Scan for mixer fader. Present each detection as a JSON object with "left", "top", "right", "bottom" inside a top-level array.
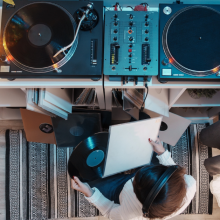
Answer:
[{"left": 104, "top": 11, "right": 158, "bottom": 81}]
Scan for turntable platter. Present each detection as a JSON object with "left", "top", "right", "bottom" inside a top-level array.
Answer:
[
  {"left": 163, "top": 6, "right": 220, "bottom": 76},
  {"left": 3, "top": 2, "right": 78, "bottom": 73}
]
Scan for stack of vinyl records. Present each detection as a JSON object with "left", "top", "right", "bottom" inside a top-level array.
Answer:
[
  {"left": 26, "top": 88, "right": 72, "bottom": 119},
  {"left": 112, "top": 89, "right": 123, "bottom": 107},
  {"left": 124, "top": 89, "right": 144, "bottom": 110},
  {"left": 123, "top": 89, "right": 144, "bottom": 120},
  {"left": 73, "top": 88, "right": 98, "bottom": 107},
  {"left": 111, "top": 89, "right": 144, "bottom": 120},
  {"left": 112, "top": 89, "right": 143, "bottom": 109}
]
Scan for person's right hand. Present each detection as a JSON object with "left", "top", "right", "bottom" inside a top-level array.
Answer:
[
  {"left": 71, "top": 176, "right": 94, "bottom": 197},
  {"left": 149, "top": 137, "right": 165, "bottom": 156}
]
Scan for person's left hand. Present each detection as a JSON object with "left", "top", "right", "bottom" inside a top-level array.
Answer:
[
  {"left": 149, "top": 137, "right": 165, "bottom": 156},
  {"left": 71, "top": 176, "right": 94, "bottom": 197}
]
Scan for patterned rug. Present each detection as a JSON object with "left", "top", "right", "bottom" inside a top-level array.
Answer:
[
  {"left": 163, "top": 123, "right": 213, "bottom": 215},
  {"left": 5, "top": 124, "right": 213, "bottom": 219},
  {"left": 5, "top": 130, "right": 99, "bottom": 220}
]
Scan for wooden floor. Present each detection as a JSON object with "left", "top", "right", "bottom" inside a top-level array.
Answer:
[{"left": 0, "top": 120, "right": 220, "bottom": 220}]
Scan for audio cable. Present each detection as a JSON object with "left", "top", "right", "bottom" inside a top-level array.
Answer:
[{"left": 141, "top": 82, "right": 148, "bottom": 111}]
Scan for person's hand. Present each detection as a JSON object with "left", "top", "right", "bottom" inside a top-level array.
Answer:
[
  {"left": 149, "top": 137, "right": 165, "bottom": 156},
  {"left": 71, "top": 176, "right": 94, "bottom": 197}
]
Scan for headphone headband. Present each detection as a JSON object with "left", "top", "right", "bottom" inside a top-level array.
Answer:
[{"left": 142, "top": 165, "right": 178, "bottom": 218}]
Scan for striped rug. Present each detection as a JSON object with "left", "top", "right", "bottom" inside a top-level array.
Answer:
[
  {"left": 5, "top": 130, "right": 99, "bottom": 220},
  {"left": 6, "top": 124, "right": 213, "bottom": 219},
  {"left": 163, "top": 123, "right": 213, "bottom": 215}
]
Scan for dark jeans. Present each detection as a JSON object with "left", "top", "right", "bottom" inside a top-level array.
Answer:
[
  {"left": 204, "top": 155, "right": 220, "bottom": 176},
  {"left": 199, "top": 121, "right": 220, "bottom": 175},
  {"left": 88, "top": 152, "right": 159, "bottom": 204},
  {"left": 200, "top": 121, "right": 220, "bottom": 150}
]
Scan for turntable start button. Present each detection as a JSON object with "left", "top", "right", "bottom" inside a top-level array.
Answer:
[
  {"left": 162, "top": 69, "right": 172, "bottom": 75},
  {"left": 0, "top": 66, "right": 10, "bottom": 72},
  {"left": 28, "top": 24, "right": 52, "bottom": 46}
]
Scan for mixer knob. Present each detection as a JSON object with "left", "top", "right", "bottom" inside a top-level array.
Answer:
[
  {"left": 114, "top": 29, "right": 118, "bottom": 33},
  {"left": 145, "top": 29, "right": 149, "bottom": 34},
  {"left": 145, "top": 22, "right": 149, "bottom": 26},
  {"left": 129, "top": 21, "right": 133, "bottom": 26},
  {"left": 114, "top": 21, "right": 118, "bottom": 26},
  {"left": 92, "top": 15, "right": 97, "bottom": 21},
  {"left": 145, "top": 37, "right": 149, "bottom": 41},
  {"left": 145, "top": 14, "right": 149, "bottom": 19},
  {"left": 129, "top": 53, "right": 132, "bottom": 57},
  {"left": 129, "top": 44, "right": 132, "bottom": 48},
  {"left": 129, "top": 37, "right": 133, "bottom": 41},
  {"left": 114, "top": 14, "right": 118, "bottom": 18},
  {"left": 129, "top": 14, "right": 133, "bottom": 19},
  {"left": 113, "top": 36, "right": 117, "bottom": 41}
]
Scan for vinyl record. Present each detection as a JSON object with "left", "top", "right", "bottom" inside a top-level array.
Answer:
[
  {"left": 68, "top": 132, "right": 109, "bottom": 181},
  {"left": 3, "top": 2, "right": 78, "bottom": 73},
  {"left": 162, "top": 5, "right": 220, "bottom": 76},
  {"left": 51, "top": 113, "right": 102, "bottom": 148}
]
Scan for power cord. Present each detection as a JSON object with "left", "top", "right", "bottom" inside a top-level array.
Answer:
[
  {"left": 140, "top": 2, "right": 148, "bottom": 11},
  {"left": 141, "top": 82, "right": 148, "bottom": 111},
  {"left": 127, "top": 6, "right": 134, "bottom": 10},
  {"left": 104, "top": 6, "right": 110, "bottom": 11},
  {"left": 140, "top": 2, "right": 149, "bottom": 7}
]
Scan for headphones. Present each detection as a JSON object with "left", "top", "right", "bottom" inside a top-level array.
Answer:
[{"left": 141, "top": 165, "right": 178, "bottom": 218}]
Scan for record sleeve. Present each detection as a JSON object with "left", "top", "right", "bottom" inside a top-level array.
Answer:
[
  {"left": 52, "top": 113, "right": 102, "bottom": 148},
  {"left": 71, "top": 108, "right": 112, "bottom": 130},
  {"left": 20, "top": 109, "right": 56, "bottom": 144},
  {"left": 103, "top": 117, "right": 162, "bottom": 178}
]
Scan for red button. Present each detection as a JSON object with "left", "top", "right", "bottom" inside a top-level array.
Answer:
[{"left": 128, "top": 49, "right": 132, "bottom": 52}]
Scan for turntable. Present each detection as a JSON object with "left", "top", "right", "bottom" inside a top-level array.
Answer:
[
  {"left": 159, "top": 3, "right": 220, "bottom": 82},
  {"left": 0, "top": 0, "right": 103, "bottom": 79}
]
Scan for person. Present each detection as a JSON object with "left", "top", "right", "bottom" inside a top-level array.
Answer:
[{"left": 71, "top": 138, "right": 196, "bottom": 220}]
